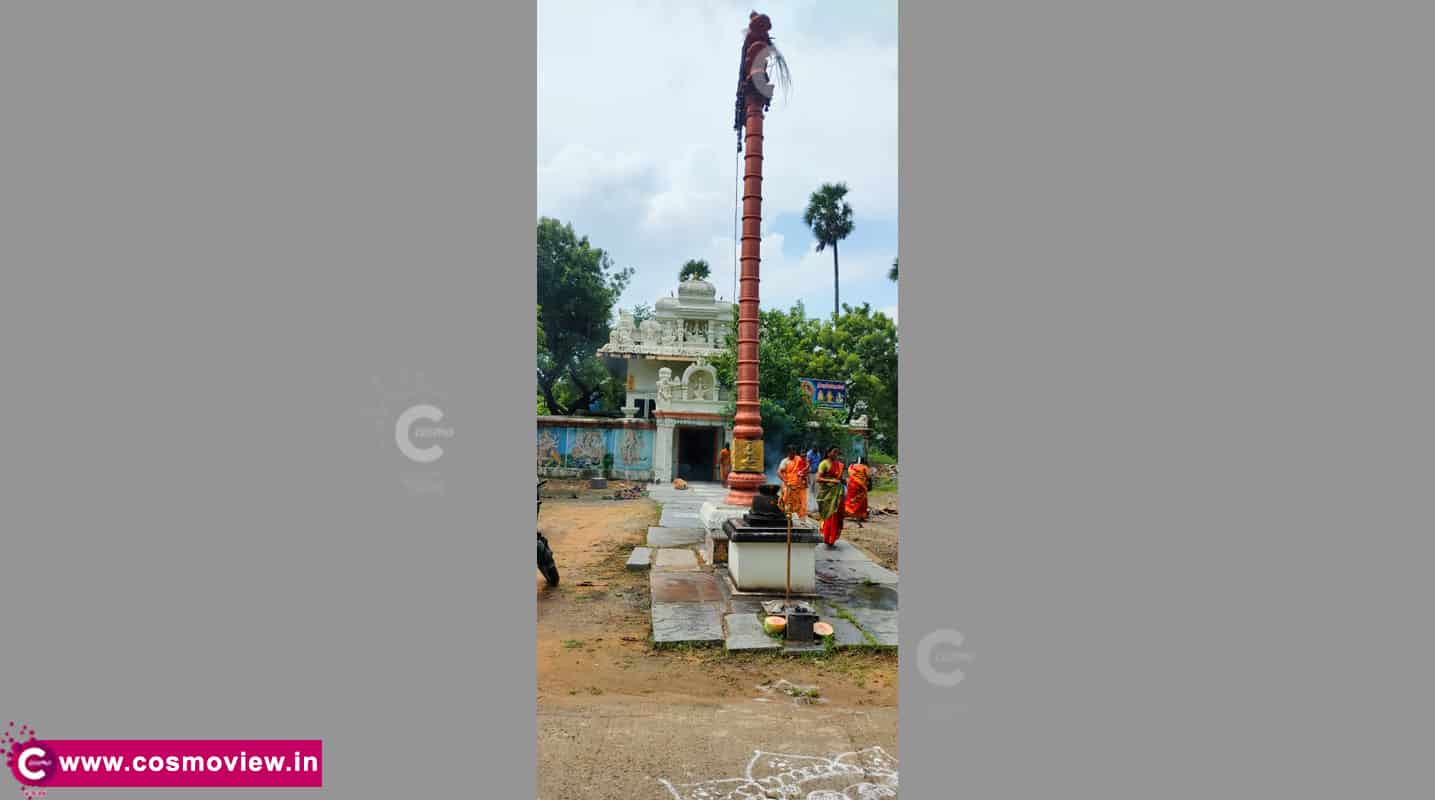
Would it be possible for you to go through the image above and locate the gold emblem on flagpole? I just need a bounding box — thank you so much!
[731,438,764,473]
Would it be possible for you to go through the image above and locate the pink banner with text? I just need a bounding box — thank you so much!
[7,739,323,789]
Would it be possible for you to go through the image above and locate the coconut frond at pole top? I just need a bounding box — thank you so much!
[732,11,791,151]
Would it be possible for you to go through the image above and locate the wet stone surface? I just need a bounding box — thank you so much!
[651,572,725,604]
[652,602,725,644]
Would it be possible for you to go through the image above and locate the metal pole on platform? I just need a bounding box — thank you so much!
[784,505,793,613]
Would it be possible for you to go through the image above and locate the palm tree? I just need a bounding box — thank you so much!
[679,259,711,282]
[802,183,855,318]
[888,257,898,282]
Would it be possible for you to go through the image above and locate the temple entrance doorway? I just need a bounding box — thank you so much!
[675,425,719,482]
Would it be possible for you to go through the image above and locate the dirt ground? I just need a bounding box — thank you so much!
[537,481,899,708]
[536,479,901,797]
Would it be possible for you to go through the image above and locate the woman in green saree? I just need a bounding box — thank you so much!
[816,446,846,546]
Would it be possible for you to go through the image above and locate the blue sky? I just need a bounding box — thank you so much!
[538,0,898,322]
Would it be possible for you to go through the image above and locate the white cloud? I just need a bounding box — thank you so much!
[539,0,897,317]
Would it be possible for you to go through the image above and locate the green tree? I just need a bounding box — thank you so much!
[631,303,653,326]
[803,303,899,456]
[536,218,633,415]
[679,259,712,282]
[889,257,898,282]
[713,303,819,452]
[714,301,899,456]
[802,183,856,319]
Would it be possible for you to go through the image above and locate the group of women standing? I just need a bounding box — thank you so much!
[779,445,872,547]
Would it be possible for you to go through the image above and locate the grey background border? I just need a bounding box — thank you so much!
[2,2,535,798]
[904,2,1432,797]
[3,1,1433,798]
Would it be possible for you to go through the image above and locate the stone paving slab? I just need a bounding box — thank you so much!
[815,607,871,647]
[625,547,651,571]
[782,641,827,656]
[647,526,706,547]
[724,613,780,652]
[836,582,900,612]
[727,595,768,615]
[648,482,727,505]
[654,548,701,571]
[652,601,725,644]
[651,572,724,603]
[813,539,870,561]
[845,608,899,647]
[659,511,703,528]
[815,558,899,586]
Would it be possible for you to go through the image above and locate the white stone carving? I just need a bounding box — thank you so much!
[681,362,719,402]
[638,318,662,346]
[611,309,635,346]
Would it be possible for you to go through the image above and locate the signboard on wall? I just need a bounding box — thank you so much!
[799,378,848,409]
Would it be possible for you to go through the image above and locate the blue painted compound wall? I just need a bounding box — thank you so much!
[536,419,654,478]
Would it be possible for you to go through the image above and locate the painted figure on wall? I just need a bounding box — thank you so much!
[568,428,607,469]
[619,428,644,468]
[537,429,563,470]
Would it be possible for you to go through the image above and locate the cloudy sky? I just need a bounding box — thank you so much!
[539,0,898,322]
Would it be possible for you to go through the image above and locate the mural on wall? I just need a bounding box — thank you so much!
[537,428,564,470]
[537,424,655,474]
[614,427,653,470]
[567,428,607,470]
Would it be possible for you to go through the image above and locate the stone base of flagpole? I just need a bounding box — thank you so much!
[724,469,763,508]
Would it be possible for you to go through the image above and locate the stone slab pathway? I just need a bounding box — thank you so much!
[651,572,725,604]
[654,548,700,571]
[724,613,780,652]
[641,482,901,650]
[625,547,651,571]
[646,526,705,547]
[652,602,725,645]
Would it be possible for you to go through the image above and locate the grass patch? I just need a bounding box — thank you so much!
[869,477,898,498]
[563,639,585,649]
[829,603,882,648]
[651,639,723,652]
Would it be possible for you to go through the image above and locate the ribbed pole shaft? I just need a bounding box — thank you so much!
[723,92,767,507]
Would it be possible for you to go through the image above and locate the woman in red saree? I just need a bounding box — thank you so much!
[816,446,846,546]
[843,456,870,524]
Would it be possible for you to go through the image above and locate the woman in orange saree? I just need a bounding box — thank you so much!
[718,442,732,486]
[816,446,846,546]
[779,445,807,515]
[843,456,870,523]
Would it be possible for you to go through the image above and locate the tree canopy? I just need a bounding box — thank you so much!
[803,182,856,319]
[679,259,712,282]
[536,218,633,415]
[713,301,899,457]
